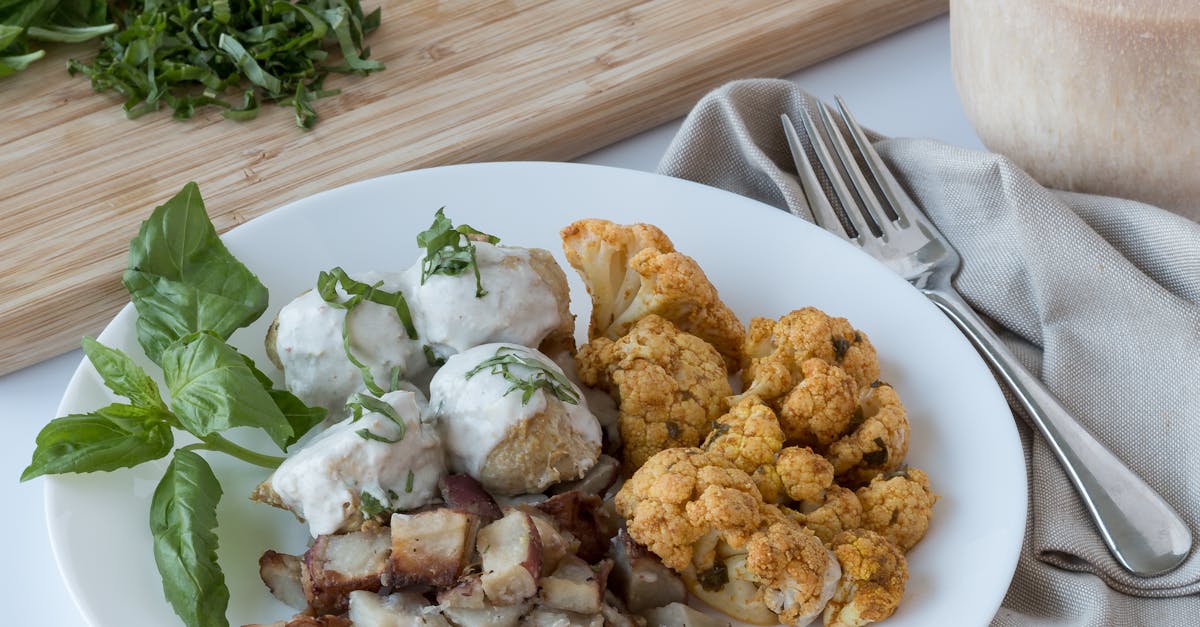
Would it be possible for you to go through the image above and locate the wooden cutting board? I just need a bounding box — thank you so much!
[0,0,945,375]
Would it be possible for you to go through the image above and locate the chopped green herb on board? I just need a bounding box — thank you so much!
[65,0,384,128]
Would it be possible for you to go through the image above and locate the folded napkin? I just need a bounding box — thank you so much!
[658,79,1200,625]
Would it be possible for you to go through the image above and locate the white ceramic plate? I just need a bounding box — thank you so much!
[46,162,1025,627]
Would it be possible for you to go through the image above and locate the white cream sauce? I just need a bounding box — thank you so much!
[273,271,426,417]
[405,243,564,356]
[428,343,600,479]
[269,390,446,537]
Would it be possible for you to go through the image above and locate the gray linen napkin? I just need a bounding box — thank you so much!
[658,79,1200,625]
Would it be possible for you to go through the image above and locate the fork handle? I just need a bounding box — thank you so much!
[923,288,1192,577]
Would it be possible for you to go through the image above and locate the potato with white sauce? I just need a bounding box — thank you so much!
[253,390,445,537]
[405,243,574,359]
[429,343,602,496]
[266,271,426,417]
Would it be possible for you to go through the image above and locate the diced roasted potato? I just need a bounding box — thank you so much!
[478,509,543,605]
[609,530,686,613]
[390,509,480,587]
[600,600,646,627]
[441,601,531,627]
[245,615,354,627]
[548,455,620,497]
[519,606,603,626]
[440,474,503,524]
[349,590,452,627]
[639,602,731,627]
[534,491,616,564]
[437,574,488,610]
[523,509,580,576]
[302,527,392,615]
[539,556,604,615]
[259,550,307,610]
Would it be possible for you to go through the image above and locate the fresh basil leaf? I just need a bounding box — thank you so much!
[21,403,173,481]
[123,183,269,364]
[81,336,166,411]
[162,332,293,450]
[242,353,325,448]
[150,449,229,627]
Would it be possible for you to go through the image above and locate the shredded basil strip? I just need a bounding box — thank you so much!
[465,346,580,406]
[346,393,406,444]
[405,469,414,493]
[316,267,416,394]
[359,490,386,517]
[64,0,383,128]
[415,208,499,298]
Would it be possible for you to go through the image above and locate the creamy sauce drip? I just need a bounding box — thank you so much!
[269,390,445,537]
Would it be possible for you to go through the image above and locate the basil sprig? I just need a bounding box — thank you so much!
[465,346,581,406]
[21,183,326,627]
[416,208,499,297]
[123,182,269,364]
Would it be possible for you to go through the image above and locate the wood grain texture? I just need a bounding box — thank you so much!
[0,0,946,375]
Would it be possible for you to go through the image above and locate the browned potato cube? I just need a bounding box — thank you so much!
[302,527,391,615]
[390,509,481,587]
[477,509,543,605]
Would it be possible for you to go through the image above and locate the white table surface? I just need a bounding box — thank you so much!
[1,14,984,626]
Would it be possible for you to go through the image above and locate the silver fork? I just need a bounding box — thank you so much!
[782,99,1191,577]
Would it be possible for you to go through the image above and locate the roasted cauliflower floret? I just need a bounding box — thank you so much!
[613,448,764,572]
[775,446,835,505]
[825,382,910,486]
[824,530,908,627]
[561,219,744,372]
[577,315,730,471]
[702,397,784,482]
[776,358,859,447]
[857,468,937,552]
[790,485,864,547]
[739,308,881,403]
[744,521,841,627]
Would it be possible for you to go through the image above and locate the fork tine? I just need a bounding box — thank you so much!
[780,113,851,240]
[834,96,913,229]
[794,103,875,241]
[814,101,898,239]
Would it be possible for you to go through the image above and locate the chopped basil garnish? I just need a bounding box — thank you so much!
[465,346,581,406]
[65,0,383,128]
[405,470,415,493]
[359,491,387,518]
[863,436,889,466]
[696,561,729,591]
[316,267,416,395]
[423,345,446,367]
[346,393,406,444]
[416,208,499,298]
[832,335,851,362]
